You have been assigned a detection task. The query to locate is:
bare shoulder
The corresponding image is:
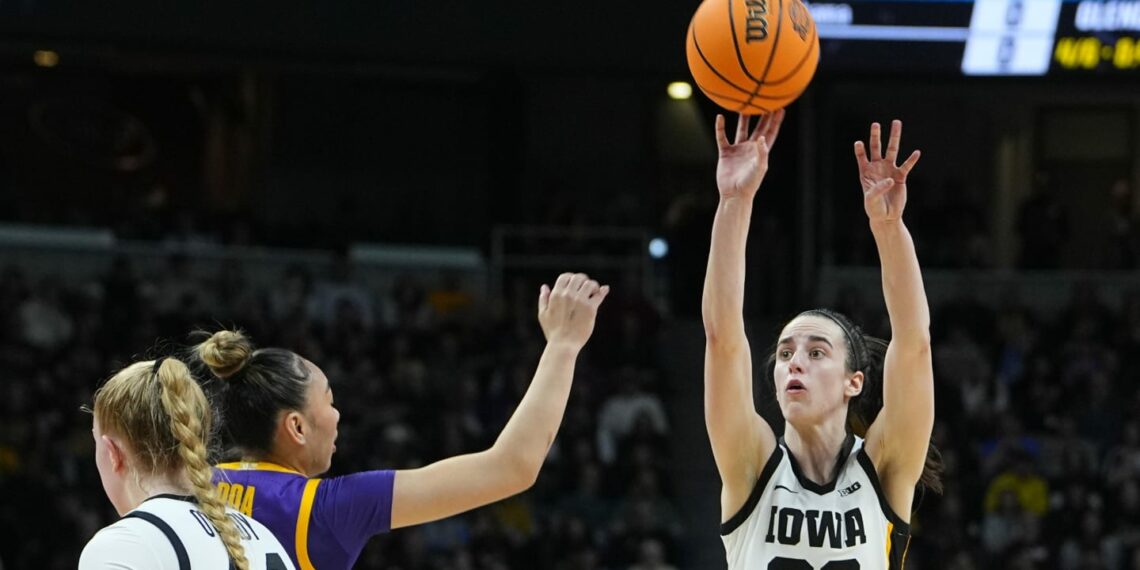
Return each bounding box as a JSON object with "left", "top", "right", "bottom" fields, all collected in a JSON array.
[{"left": 719, "top": 418, "right": 778, "bottom": 523}]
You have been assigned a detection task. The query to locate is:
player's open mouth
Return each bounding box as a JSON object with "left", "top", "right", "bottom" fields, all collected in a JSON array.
[{"left": 786, "top": 379, "right": 806, "bottom": 393}]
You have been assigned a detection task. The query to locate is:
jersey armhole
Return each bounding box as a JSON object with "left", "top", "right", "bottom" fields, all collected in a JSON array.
[
  {"left": 123, "top": 511, "right": 191, "bottom": 570},
  {"left": 720, "top": 445, "right": 784, "bottom": 536},
  {"left": 855, "top": 448, "right": 911, "bottom": 533}
]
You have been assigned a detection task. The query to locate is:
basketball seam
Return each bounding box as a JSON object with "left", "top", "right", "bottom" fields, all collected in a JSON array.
[
  {"left": 763, "top": 15, "right": 818, "bottom": 86},
  {"left": 754, "top": 0, "right": 785, "bottom": 90},
  {"left": 750, "top": 90, "right": 805, "bottom": 101},
  {"left": 691, "top": 25, "right": 756, "bottom": 97},
  {"left": 745, "top": 0, "right": 785, "bottom": 110},
  {"left": 694, "top": 83, "right": 772, "bottom": 114},
  {"left": 727, "top": 0, "right": 764, "bottom": 85}
]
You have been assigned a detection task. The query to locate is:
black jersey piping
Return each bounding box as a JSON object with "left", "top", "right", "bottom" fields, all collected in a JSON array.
[
  {"left": 134, "top": 493, "right": 238, "bottom": 570},
  {"left": 781, "top": 433, "right": 856, "bottom": 495},
  {"left": 123, "top": 510, "right": 191, "bottom": 570},
  {"left": 720, "top": 444, "right": 784, "bottom": 536},
  {"left": 856, "top": 447, "right": 912, "bottom": 532}
]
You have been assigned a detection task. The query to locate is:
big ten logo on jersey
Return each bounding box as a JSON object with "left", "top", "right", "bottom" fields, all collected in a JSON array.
[
  {"left": 188, "top": 509, "right": 262, "bottom": 541},
  {"left": 216, "top": 482, "right": 255, "bottom": 516},
  {"left": 763, "top": 506, "right": 867, "bottom": 549}
]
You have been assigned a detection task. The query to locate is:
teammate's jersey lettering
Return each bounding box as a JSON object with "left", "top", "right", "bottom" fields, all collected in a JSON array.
[
  {"left": 185, "top": 509, "right": 266, "bottom": 542},
  {"left": 216, "top": 481, "right": 257, "bottom": 516},
  {"left": 229, "top": 512, "right": 260, "bottom": 541},
  {"left": 764, "top": 507, "right": 866, "bottom": 549},
  {"left": 189, "top": 509, "right": 217, "bottom": 537}
]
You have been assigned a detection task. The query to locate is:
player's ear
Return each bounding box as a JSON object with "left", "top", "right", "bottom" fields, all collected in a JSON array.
[
  {"left": 282, "top": 410, "right": 306, "bottom": 445},
  {"left": 846, "top": 371, "right": 864, "bottom": 398},
  {"left": 103, "top": 435, "right": 128, "bottom": 473}
]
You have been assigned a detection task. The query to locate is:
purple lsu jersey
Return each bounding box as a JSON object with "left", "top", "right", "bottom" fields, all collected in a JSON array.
[{"left": 213, "top": 462, "right": 395, "bottom": 570}]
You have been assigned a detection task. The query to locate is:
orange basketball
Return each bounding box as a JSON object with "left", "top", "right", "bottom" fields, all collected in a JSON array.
[{"left": 686, "top": 0, "right": 819, "bottom": 114}]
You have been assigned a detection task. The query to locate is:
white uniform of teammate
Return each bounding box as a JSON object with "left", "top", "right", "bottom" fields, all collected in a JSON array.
[
  {"left": 79, "top": 495, "right": 296, "bottom": 570},
  {"left": 721, "top": 435, "right": 911, "bottom": 570}
]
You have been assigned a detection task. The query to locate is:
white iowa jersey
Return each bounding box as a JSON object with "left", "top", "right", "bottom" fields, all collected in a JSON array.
[
  {"left": 721, "top": 436, "right": 911, "bottom": 570},
  {"left": 80, "top": 495, "right": 296, "bottom": 570}
]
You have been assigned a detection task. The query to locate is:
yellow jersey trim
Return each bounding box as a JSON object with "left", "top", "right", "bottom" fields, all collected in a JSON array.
[
  {"left": 296, "top": 478, "right": 321, "bottom": 570},
  {"left": 885, "top": 522, "right": 893, "bottom": 562},
  {"left": 900, "top": 532, "right": 912, "bottom": 568},
  {"left": 216, "top": 461, "right": 304, "bottom": 475}
]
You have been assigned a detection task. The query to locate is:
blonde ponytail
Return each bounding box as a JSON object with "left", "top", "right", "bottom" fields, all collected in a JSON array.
[{"left": 155, "top": 358, "right": 250, "bottom": 570}]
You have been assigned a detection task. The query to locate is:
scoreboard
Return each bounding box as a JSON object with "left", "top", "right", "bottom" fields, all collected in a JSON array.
[{"left": 807, "top": 0, "right": 1140, "bottom": 75}]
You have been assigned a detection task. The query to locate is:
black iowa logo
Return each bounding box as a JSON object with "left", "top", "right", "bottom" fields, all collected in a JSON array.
[{"left": 764, "top": 506, "right": 868, "bottom": 549}]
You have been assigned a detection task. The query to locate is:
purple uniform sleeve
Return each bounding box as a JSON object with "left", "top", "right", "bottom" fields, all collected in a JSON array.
[{"left": 315, "top": 470, "right": 396, "bottom": 546}]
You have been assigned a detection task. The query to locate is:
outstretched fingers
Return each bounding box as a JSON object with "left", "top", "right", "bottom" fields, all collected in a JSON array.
[
  {"left": 885, "top": 120, "right": 902, "bottom": 162},
  {"left": 900, "top": 149, "right": 921, "bottom": 175},
  {"left": 751, "top": 108, "right": 784, "bottom": 147},
  {"left": 868, "top": 122, "right": 882, "bottom": 160},
  {"left": 853, "top": 140, "right": 870, "bottom": 169},
  {"left": 715, "top": 114, "right": 730, "bottom": 149},
  {"left": 734, "top": 113, "right": 750, "bottom": 145}
]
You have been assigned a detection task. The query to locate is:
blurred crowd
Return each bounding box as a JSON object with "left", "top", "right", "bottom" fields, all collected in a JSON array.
[
  {"left": 0, "top": 255, "right": 679, "bottom": 570},
  {"left": 4, "top": 243, "right": 1140, "bottom": 569},
  {"left": 837, "top": 281, "right": 1140, "bottom": 570},
  {"left": 832, "top": 176, "right": 1140, "bottom": 271}
]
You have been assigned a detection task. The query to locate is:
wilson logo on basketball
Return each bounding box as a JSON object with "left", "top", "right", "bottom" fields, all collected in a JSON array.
[
  {"left": 744, "top": 0, "right": 770, "bottom": 42},
  {"left": 789, "top": 0, "right": 812, "bottom": 41}
]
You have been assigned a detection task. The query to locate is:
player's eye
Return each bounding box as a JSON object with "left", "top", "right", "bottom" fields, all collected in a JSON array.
[
  {"left": 778, "top": 350, "right": 792, "bottom": 359},
  {"left": 810, "top": 349, "right": 825, "bottom": 358}
]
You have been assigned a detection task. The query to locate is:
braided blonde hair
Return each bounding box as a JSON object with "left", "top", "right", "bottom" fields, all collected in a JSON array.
[{"left": 94, "top": 358, "right": 250, "bottom": 570}]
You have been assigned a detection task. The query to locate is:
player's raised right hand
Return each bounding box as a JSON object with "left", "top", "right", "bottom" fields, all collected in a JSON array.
[{"left": 715, "top": 109, "right": 784, "bottom": 201}]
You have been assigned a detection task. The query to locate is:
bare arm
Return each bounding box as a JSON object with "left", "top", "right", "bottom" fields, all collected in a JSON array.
[
  {"left": 703, "top": 111, "right": 783, "bottom": 520},
  {"left": 857, "top": 121, "right": 934, "bottom": 496},
  {"left": 391, "top": 273, "right": 609, "bottom": 529}
]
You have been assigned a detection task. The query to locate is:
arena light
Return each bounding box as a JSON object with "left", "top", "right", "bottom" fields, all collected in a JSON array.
[
  {"left": 667, "top": 82, "right": 693, "bottom": 100},
  {"left": 33, "top": 50, "right": 59, "bottom": 68}
]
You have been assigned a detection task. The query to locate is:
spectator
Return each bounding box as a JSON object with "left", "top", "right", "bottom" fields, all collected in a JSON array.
[{"left": 596, "top": 367, "right": 669, "bottom": 465}]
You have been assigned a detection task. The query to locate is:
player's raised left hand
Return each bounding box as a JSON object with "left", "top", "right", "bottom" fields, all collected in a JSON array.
[{"left": 854, "top": 120, "right": 920, "bottom": 224}]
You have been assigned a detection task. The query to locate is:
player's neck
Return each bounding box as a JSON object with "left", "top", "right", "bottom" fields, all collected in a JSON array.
[
  {"left": 254, "top": 450, "right": 310, "bottom": 477},
  {"left": 125, "top": 472, "right": 193, "bottom": 511},
  {"left": 783, "top": 418, "right": 849, "bottom": 486}
]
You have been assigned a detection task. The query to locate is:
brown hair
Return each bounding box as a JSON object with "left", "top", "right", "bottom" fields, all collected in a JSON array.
[{"left": 93, "top": 358, "right": 250, "bottom": 570}]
